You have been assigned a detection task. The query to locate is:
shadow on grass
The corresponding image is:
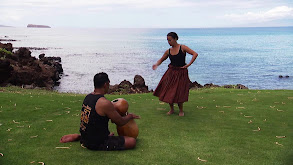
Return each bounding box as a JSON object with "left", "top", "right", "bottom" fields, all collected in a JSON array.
[
  {"left": 284, "top": 150, "right": 293, "bottom": 165},
  {"left": 285, "top": 155, "right": 293, "bottom": 165}
]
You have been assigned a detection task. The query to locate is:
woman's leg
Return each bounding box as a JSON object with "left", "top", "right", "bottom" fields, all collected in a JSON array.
[
  {"left": 167, "top": 103, "right": 175, "bottom": 115},
  {"left": 178, "top": 103, "right": 184, "bottom": 116}
]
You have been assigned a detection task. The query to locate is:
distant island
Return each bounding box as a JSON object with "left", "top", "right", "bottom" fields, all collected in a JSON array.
[
  {"left": 27, "top": 24, "right": 51, "bottom": 28},
  {"left": 0, "top": 25, "right": 12, "bottom": 27}
]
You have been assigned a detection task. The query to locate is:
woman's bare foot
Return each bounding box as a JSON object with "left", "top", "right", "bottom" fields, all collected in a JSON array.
[
  {"left": 60, "top": 134, "right": 81, "bottom": 143},
  {"left": 167, "top": 110, "right": 174, "bottom": 115},
  {"left": 179, "top": 112, "right": 184, "bottom": 116}
]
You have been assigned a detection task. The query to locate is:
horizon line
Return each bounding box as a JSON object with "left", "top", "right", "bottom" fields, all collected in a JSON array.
[{"left": 1, "top": 25, "right": 293, "bottom": 29}]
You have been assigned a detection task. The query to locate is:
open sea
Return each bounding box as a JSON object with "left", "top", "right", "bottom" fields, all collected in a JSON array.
[{"left": 1, "top": 27, "right": 293, "bottom": 93}]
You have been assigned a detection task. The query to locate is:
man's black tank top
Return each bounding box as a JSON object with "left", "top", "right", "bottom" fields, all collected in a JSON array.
[
  {"left": 168, "top": 45, "right": 186, "bottom": 67},
  {"left": 79, "top": 94, "right": 110, "bottom": 146}
]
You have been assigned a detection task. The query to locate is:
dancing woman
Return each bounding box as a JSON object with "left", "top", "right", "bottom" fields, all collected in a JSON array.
[{"left": 152, "top": 32, "right": 198, "bottom": 116}]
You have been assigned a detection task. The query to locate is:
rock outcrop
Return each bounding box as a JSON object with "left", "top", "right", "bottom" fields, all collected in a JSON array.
[
  {"left": 222, "top": 84, "right": 248, "bottom": 89},
  {"left": 0, "top": 42, "right": 13, "bottom": 52},
  {"left": 0, "top": 42, "right": 63, "bottom": 89},
  {"left": 0, "top": 39, "right": 17, "bottom": 42},
  {"left": 279, "top": 75, "right": 289, "bottom": 78},
  {"left": 190, "top": 81, "right": 248, "bottom": 89},
  {"left": 108, "top": 75, "right": 151, "bottom": 94},
  {"left": 189, "top": 81, "right": 203, "bottom": 89}
]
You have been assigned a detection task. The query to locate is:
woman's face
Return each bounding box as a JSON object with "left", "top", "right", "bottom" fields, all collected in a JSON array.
[{"left": 167, "top": 36, "right": 177, "bottom": 46}]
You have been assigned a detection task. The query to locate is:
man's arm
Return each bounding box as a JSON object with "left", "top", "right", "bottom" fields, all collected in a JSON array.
[{"left": 96, "top": 98, "right": 139, "bottom": 126}]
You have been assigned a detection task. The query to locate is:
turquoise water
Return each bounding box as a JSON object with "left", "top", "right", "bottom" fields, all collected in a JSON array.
[{"left": 1, "top": 27, "right": 292, "bottom": 93}]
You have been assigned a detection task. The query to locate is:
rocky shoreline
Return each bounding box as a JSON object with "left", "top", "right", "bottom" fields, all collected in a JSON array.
[
  {"left": 107, "top": 75, "right": 248, "bottom": 95},
  {"left": 0, "top": 42, "right": 63, "bottom": 90},
  {"left": 108, "top": 75, "right": 152, "bottom": 94}
]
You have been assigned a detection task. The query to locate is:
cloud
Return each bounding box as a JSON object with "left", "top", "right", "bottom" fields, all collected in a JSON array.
[
  {"left": 1, "top": 0, "right": 292, "bottom": 27},
  {"left": 1, "top": 0, "right": 193, "bottom": 9},
  {"left": 0, "top": 0, "right": 194, "bottom": 17},
  {"left": 225, "top": 6, "right": 293, "bottom": 23},
  {"left": 0, "top": 8, "right": 27, "bottom": 22}
]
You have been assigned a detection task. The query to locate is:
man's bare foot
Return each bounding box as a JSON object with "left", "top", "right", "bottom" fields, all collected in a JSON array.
[
  {"left": 179, "top": 112, "right": 184, "bottom": 116},
  {"left": 167, "top": 110, "right": 174, "bottom": 115},
  {"left": 60, "top": 134, "right": 81, "bottom": 143}
]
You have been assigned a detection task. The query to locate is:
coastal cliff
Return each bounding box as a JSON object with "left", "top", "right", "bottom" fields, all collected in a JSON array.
[{"left": 27, "top": 24, "right": 51, "bottom": 28}]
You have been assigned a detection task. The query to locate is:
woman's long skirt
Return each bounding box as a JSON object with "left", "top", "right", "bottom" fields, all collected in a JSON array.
[{"left": 153, "top": 65, "right": 191, "bottom": 103}]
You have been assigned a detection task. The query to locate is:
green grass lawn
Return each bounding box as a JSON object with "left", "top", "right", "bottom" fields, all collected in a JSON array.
[{"left": 0, "top": 86, "right": 292, "bottom": 165}]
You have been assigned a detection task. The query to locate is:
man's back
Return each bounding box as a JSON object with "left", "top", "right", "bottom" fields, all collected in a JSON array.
[{"left": 80, "top": 94, "right": 110, "bottom": 146}]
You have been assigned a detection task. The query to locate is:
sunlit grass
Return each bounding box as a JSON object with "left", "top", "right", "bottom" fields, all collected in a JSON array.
[{"left": 0, "top": 86, "right": 292, "bottom": 165}]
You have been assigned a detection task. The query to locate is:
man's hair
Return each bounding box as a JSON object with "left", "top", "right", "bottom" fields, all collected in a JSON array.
[
  {"left": 167, "top": 32, "right": 179, "bottom": 40},
  {"left": 94, "top": 72, "right": 110, "bottom": 88}
]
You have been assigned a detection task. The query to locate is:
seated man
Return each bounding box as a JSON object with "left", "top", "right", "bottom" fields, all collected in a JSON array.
[{"left": 60, "top": 72, "right": 140, "bottom": 150}]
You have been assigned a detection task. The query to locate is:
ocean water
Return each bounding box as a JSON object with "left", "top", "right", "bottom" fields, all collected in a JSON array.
[{"left": 1, "top": 27, "right": 293, "bottom": 93}]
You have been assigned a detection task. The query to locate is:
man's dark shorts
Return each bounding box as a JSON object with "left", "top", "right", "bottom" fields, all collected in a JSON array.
[{"left": 82, "top": 136, "right": 125, "bottom": 151}]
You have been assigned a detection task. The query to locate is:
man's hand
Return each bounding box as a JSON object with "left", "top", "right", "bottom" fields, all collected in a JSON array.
[{"left": 128, "top": 113, "right": 140, "bottom": 119}]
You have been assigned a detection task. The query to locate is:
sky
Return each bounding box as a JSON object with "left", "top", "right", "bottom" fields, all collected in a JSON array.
[{"left": 0, "top": 0, "right": 293, "bottom": 28}]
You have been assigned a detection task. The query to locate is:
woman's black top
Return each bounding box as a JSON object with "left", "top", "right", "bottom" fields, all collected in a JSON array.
[{"left": 168, "top": 45, "right": 186, "bottom": 67}]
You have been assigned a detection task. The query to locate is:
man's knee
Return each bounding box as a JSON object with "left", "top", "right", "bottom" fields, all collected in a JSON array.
[{"left": 124, "top": 137, "right": 136, "bottom": 149}]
